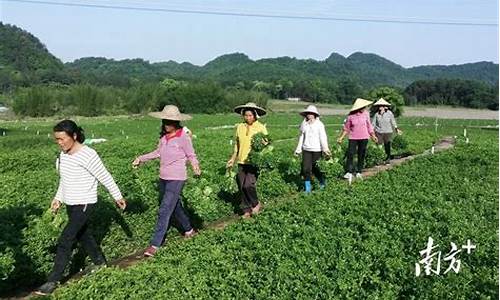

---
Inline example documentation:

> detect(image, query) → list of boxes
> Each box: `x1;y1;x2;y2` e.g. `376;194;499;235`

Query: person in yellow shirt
226;102;268;218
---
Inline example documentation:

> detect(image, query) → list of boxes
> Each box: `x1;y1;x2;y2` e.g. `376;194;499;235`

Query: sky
0;0;498;67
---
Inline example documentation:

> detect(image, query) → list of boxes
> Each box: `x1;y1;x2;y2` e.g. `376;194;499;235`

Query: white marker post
434;118;438;136
431;146;435;154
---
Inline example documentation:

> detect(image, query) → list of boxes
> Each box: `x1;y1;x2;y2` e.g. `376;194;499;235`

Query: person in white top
294;105;331;193
36;120;126;296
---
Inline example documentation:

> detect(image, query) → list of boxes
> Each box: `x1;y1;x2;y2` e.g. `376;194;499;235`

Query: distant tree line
404;78;499;110
8;80;269;117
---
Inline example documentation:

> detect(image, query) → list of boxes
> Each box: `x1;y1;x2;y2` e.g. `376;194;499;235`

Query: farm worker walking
36;120;127;296
337;98;378;181
294;105;331;193
226;102;268;218
132;105;200;257
371;98;402;165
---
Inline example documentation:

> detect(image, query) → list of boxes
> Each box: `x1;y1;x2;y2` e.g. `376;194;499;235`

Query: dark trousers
237;164;259;213
376;132;392;159
151;179;192;247
346;139;368;173
48;203;105;282
301;150;324;182
384;142;391;159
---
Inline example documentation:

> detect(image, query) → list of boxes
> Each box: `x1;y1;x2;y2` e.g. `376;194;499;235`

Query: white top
54;146;123;205
295;119;329;153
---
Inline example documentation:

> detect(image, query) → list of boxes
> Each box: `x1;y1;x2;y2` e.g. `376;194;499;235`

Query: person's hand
51;199;61;213
192;164;201;176
323;149;332;158
115;199;127;210
294;151;301;157
132;157;141;168
396;128;403;135
372;136;378;143
226;158;235;168
337;137;343;144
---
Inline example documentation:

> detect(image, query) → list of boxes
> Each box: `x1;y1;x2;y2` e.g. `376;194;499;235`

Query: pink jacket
343;111;374;140
138;130;199;181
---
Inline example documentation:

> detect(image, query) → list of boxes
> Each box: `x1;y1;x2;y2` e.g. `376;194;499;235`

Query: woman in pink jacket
337;98;378;181
133;105;201;257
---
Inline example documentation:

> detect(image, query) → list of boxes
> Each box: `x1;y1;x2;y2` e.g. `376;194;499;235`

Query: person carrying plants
132;105;200;257
294;105;331;193
226;102;268;218
337;98;378;181
371;98;402;165
36;120;127;296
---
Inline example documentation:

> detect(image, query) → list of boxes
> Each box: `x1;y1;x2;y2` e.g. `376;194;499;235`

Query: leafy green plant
317;157;344;179
392;134;408;151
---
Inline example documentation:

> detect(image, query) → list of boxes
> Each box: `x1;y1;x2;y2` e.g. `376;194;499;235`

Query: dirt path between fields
9;137;456;299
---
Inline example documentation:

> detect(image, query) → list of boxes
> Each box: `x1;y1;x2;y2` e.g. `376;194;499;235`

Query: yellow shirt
233;121;268;164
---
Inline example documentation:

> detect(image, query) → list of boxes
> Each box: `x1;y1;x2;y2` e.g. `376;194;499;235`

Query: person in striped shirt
36;120;126;296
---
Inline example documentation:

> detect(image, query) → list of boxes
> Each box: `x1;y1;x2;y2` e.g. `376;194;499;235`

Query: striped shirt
54;146;123;205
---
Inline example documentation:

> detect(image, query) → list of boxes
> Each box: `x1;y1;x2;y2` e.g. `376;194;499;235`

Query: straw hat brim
373;99;392;106
350;98;373;112
234;104;267;116
148;111;192;121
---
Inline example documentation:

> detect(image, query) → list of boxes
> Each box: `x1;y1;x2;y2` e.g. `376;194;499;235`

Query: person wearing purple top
337;98;378;181
132;105;201;257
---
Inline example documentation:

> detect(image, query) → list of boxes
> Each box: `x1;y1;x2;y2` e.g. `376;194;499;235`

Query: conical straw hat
234;102;267;116
350;98;373;112
373;98;392;106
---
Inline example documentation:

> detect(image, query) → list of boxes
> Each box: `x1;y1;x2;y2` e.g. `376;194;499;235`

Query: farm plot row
0;115;493;294
51;129;498;299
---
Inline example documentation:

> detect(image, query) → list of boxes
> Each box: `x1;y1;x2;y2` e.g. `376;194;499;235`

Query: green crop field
0;113;497;299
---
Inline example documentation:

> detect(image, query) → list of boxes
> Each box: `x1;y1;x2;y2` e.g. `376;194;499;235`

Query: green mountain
146;51;498;88
0;22;498;90
0;22;63;72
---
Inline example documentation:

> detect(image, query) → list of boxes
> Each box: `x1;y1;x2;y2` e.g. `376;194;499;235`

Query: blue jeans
151;179;192;247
